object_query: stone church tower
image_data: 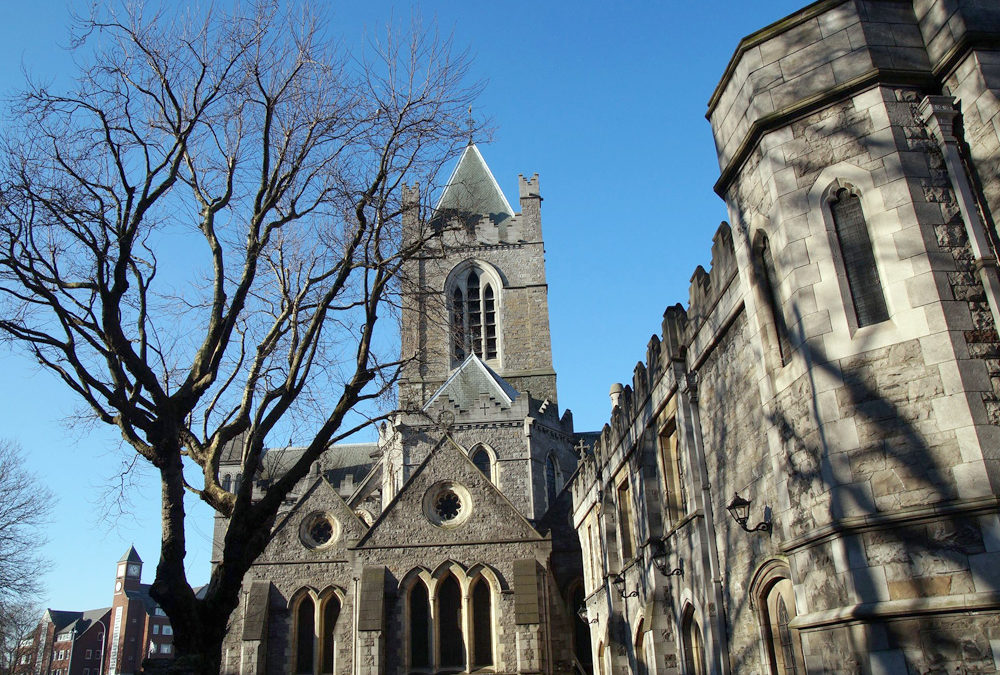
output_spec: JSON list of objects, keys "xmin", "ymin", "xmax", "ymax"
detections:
[{"xmin": 217, "ymin": 145, "xmax": 589, "ymax": 674}]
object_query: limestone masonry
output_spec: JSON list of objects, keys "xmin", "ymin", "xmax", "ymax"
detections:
[{"xmin": 217, "ymin": 0, "xmax": 1000, "ymax": 673}]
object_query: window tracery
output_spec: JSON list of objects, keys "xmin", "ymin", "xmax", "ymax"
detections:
[
  {"xmin": 404, "ymin": 569, "xmax": 496, "ymax": 673},
  {"xmin": 291, "ymin": 590, "xmax": 342, "ymax": 675},
  {"xmin": 450, "ymin": 265, "xmax": 500, "ymax": 364}
]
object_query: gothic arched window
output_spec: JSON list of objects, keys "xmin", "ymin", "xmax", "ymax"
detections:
[
  {"xmin": 450, "ymin": 266, "xmax": 499, "ymax": 364},
  {"xmin": 295, "ymin": 597, "xmax": 315, "ymax": 674},
  {"xmin": 471, "ymin": 446, "xmax": 493, "ymax": 482},
  {"xmin": 404, "ymin": 569, "xmax": 497, "ymax": 673},
  {"xmin": 829, "ymin": 188, "xmax": 889, "ymax": 327},
  {"xmin": 755, "ymin": 233, "xmax": 790, "ymax": 366},
  {"xmin": 761, "ymin": 577, "xmax": 804, "ymax": 675},
  {"xmin": 409, "ymin": 582, "xmax": 431, "ymax": 669},
  {"xmin": 545, "ymin": 454, "xmax": 560, "ymax": 506},
  {"xmin": 438, "ymin": 575, "xmax": 464, "ymax": 668},
  {"xmin": 471, "ymin": 577, "xmax": 493, "ymax": 669},
  {"xmin": 320, "ymin": 595, "xmax": 340, "ymax": 674},
  {"xmin": 681, "ymin": 605, "xmax": 707, "ymax": 675}
]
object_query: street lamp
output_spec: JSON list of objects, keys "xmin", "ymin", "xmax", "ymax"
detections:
[
  {"xmin": 726, "ymin": 492, "xmax": 771, "ymax": 534},
  {"xmin": 611, "ymin": 572, "xmax": 638, "ymax": 599},
  {"xmin": 650, "ymin": 542, "xmax": 683, "ymax": 577},
  {"xmin": 576, "ymin": 604, "xmax": 598, "ymax": 625},
  {"xmin": 95, "ymin": 618, "xmax": 107, "ymax": 675}
]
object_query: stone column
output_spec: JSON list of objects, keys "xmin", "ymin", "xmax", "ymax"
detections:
[{"xmin": 919, "ymin": 94, "xmax": 1000, "ymax": 332}]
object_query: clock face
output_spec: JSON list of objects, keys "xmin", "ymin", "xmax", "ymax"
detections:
[
  {"xmin": 115, "ymin": 581, "xmax": 123, "ymax": 592},
  {"xmin": 128, "ymin": 564, "xmax": 140, "ymax": 577}
]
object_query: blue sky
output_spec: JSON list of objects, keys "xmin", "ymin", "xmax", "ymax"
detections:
[{"xmin": 0, "ymin": 1, "xmax": 806, "ymax": 613}]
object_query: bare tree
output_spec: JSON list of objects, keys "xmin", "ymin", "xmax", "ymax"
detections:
[
  {"xmin": 0, "ymin": 441, "xmax": 52, "ymax": 615},
  {"xmin": 0, "ymin": 600, "xmax": 41, "ymax": 674},
  {"xmin": 0, "ymin": 2, "xmax": 480, "ymax": 672}
]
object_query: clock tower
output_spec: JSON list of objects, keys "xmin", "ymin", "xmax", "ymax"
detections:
[{"xmin": 115, "ymin": 545, "xmax": 142, "ymax": 594}]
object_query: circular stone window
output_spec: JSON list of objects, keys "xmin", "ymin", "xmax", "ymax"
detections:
[
  {"xmin": 299, "ymin": 512, "xmax": 340, "ymax": 549},
  {"xmin": 423, "ymin": 481, "xmax": 473, "ymax": 528}
]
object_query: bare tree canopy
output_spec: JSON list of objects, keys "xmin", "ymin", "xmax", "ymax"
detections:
[
  {"xmin": 0, "ymin": 2, "xmax": 480, "ymax": 671},
  {"xmin": 0, "ymin": 599, "xmax": 42, "ymax": 673},
  {"xmin": 0, "ymin": 440, "xmax": 52, "ymax": 610}
]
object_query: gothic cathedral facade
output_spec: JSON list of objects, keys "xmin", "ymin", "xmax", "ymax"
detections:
[{"xmin": 218, "ymin": 145, "xmax": 588, "ymax": 674}]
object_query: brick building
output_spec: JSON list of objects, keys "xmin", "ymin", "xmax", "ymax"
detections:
[{"xmin": 14, "ymin": 548, "xmax": 176, "ymax": 675}]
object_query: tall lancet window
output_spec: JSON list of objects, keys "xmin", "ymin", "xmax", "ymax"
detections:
[
  {"xmin": 295, "ymin": 597, "xmax": 315, "ymax": 674},
  {"xmin": 830, "ymin": 188, "xmax": 888, "ymax": 327},
  {"xmin": 450, "ymin": 266, "xmax": 500, "ymax": 364}
]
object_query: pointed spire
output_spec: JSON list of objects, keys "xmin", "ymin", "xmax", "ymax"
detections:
[
  {"xmin": 435, "ymin": 145, "xmax": 514, "ymax": 219},
  {"xmin": 118, "ymin": 545, "xmax": 142, "ymax": 564}
]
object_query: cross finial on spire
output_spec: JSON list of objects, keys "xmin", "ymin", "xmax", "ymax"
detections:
[{"xmin": 467, "ymin": 105, "xmax": 474, "ymax": 146}]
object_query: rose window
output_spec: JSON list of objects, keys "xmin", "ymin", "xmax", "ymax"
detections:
[
  {"xmin": 309, "ymin": 516, "xmax": 333, "ymax": 545},
  {"xmin": 435, "ymin": 491, "xmax": 462, "ymax": 521},
  {"xmin": 423, "ymin": 481, "xmax": 472, "ymax": 527},
  {"xmin": 300, "ymin": 512, "xmax": 339, "ymax": 549}
]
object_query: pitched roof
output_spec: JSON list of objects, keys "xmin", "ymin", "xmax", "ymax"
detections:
[
  {"xmin": 46, "ymin": 610, "xmax": 83, "ymax": 632},
  {"xmin": 424, "ymin": 354, "xmax": 518, "ymax": 412},
  {"xmin": 118, "ymin": 545, "xmax": 142, "ymax": 564},
  {"xmin": 262, "ymin": 442, "xmax": 377, "ymax": 488},
  {"xmin": 435, "ymin": 144, "xmax": 514, "ymax": 219}
]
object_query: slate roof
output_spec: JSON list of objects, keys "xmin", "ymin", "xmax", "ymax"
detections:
[
  {"xmin": 118, "ymin": 545, "xmax": 142, "ymax": 564},
  {"xmin": 46, "ymin": 610, "xmax": 84, "ymax": 632},
  {"xmin": 61, "ymin": 608, "xmax": 111, "ymax": 637},
  {"xmin": 424, "ymin": 354, "xmax": 518, "ymax": 412},
  {"xmin": 262, "ymin": 442, "xmax": 377, "ymax": 488},
  {"xmin": 435, "ymin": 144, "xmax": 514, "ymax": 219}
]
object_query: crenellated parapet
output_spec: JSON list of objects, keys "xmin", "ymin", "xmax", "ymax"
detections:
[{"xmin": 572, "ymin": 221, "xmax": 739, "ymax": 493}]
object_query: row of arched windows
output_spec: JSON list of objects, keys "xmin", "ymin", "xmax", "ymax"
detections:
[
  {"xmin": 406, "ymin": 570, "xmax": 495, "ymax": 673},
  {"xmin": 755, "ymin": 184, "xmax": 889, "ymax": 367}
]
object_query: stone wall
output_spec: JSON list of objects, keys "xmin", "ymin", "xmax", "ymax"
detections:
[{"xmin": 572, "ymin": 2, "xmax": 1000, "ymax": 674}]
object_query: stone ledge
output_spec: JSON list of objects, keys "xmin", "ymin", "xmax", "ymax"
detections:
[
  {"xmin": 789, "ymin": 590, "xmax": 1000, "ymax": 629},
  {"xmin": 780, "ymin": 495, "xmax": 1000, "ymax": 553},
  {"xmin": 714, "ymin": 67, "xmax": 935, "ymax": 197},
  {"xmin": 708, "ymin": 0, "xmax": 852, "ymax": 117}
]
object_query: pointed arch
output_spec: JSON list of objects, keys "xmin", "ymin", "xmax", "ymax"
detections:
[
  {"xmin": 545, "ymin": 453, "xmax": 562, "ymax": 507},
  {"xmin": 291, "ymin": 591, "xmax": 317, "ymax": 674},
  {"xmin": 317, "ymin": 588, "xmax": 344, "ymax": 674},
  {"xmin": 437, "ymin": 572, "xmax": 465, "ymax": 668},
  {"xmin": 751, "ymin": 559, "xmax": 805, "ymax": 675},
  {"xmin": 470, "ymin": 574, "xmax": 494, "ymax": 669},
  {"xmin": 469, "ymin": 444, "xmax": 496, "ymax": 483},
  {"xmin": 429, "ymin": 560, "xmax": 469, "ymax": 592},
  {"xmin": 445, "ymin": 260, "xmax": 506, "ymax": 367},
  {"xmin": 681, "ymin": 603, "xmax": 707, "ymax": 675},
  {"xmin": 408, "ymin": 578, "xmax": 431, "ymax": 669}
]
